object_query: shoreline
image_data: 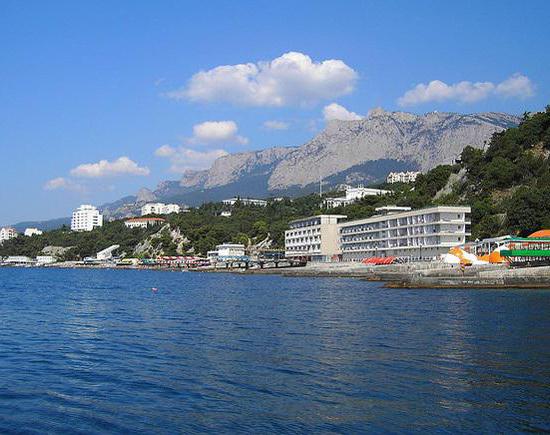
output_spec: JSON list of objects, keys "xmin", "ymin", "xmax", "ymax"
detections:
[{"xmin": 2, "ymin": 261, "xmax": 550, "ymax": 289}]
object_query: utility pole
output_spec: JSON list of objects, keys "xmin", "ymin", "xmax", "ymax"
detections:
[{"xmin": 319, "ymin": 173, "xmax": 323, "ymax": 197}]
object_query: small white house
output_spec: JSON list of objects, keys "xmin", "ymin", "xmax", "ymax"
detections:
[
  {"xmin": 215, "ymin": 243, "xmax": 247, "ymax": 260},
  {"xmin": 324, "ymin": 185, "xmax": 390, "ymax": 208},
  {"xmin": 124, "ymin": 217, "xmax": 166, "ymax": 229},
  {"xmin": 24, "ymin": 228, "xmax": 43, "ymax": 237},
  {"xmin": 36, "ymin": 256, "xmax": 56, "ymax": 265}
]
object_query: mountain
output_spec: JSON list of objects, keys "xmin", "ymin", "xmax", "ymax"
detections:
[
  {"xmin": 152, "ymin": 109, "xmax": 518, "ymax": 197},
  {"xmin": 12, "ymin": 217, "xmax": 71, "ymax": 233},
  {"xmin": 13, "ymin": 109, "xmax": 521, "ymax": 226}
]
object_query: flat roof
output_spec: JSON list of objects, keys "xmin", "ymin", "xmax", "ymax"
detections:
[
  {"xmin": 125, "ymin": 217, "xmax": 166, "ymax": 222},
  {"xmin": 339, "ymin": 206, "xmax": 471, "ymax": 226},
  {"xmin": 288, "ymin": 214, "xmax": 348, "ymax": 224}
]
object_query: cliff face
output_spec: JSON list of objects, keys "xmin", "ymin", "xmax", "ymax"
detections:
[
  {"xmin": 175, "ymin": 110, "xmax": 519, "ymax": 192},
  {"xmin": 179, "ymin": 146, "xmax": 296, "ymax": 190},
  {"xmin": 97, "ymin": 110, "xmax": 519, "ymax": 219},
  {"xmin": 266, "ymin": 110, "xmax": 520, "ymax": 189}
]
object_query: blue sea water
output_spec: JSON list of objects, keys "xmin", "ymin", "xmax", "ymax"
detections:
[{"xmin": 1, "ymin": 268, "xmax": 550, "ymax": 434}]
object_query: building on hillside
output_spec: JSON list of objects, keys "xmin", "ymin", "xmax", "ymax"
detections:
[
  {"xmin": 220, "ymin": 211, "xmax": 232, "ymax": 217},
  {"xmin": 222, "ymin": 197, "xmax": 268, "ymax": 207},
  {"xmin": 386, "ymin": 171, "xmax": 420, "ymax": 184},
  {"xmin": 339, "ymin": 206, "xmax": 471, "ymax": 262},
  {"xmin": 24, "ymin": 228, "xmax": 43, "ymax": 237},
  {"xmin": 285, "ymin": 215, "xmax": 347, "ymax": 262},
  {"xmin": 71, "ymin": 205, "xmax": 103, "ymax": 232},
  {"xmin": 141, "ymin": 203, "xmax": 183, "ymax": 216},
  {"xmin": 124, "ymin": 217, "xmax": 166, "ymax": 229},
  {"xmin": 324, "ymin": 185, "xmax": 390, "ymax": 208},
  {"xmin": 0, "ymin": 227, "xmax": 18, "ymax": 244}
]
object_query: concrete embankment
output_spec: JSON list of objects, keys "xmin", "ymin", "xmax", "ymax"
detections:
[
  {"xmin": 391, "ymin": 264, "xmax": 550, "ymax": 288},
  {"xmin": 259, "ymin": 261, "xmax": 550, "ymax": 288}
]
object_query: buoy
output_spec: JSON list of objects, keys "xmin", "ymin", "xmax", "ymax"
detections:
[{"xmin": 151, "ymin": 287, "xmax": 158, "ymax": 292}]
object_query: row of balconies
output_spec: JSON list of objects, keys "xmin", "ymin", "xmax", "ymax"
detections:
[
  {"xmin": 340, "ymin": 219, "xmax": 470, "ymax": 235},
  {"xmin": 341, "ymin": 230, "xmax": 469, "ymax": 244}
]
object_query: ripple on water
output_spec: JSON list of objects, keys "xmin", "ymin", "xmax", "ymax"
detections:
[{"xmin": 1, "ymin": 268, "xmax": 550, "ymax": 433}]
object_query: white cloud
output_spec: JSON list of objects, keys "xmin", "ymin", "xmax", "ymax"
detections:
[
  {"xmin": 43, "ymin": 177, "xmax": 84, "ymax": 192},
  {"xmin": 398, "ymin": 73, "xmax": 535, "ymax": 106},
  {"xmin": 263, "ymin": 120, "xmax": 289, "ymax": 130},
  {"xmin": 188, "ymin": 120, "xmax": 248, "ymax": 145},
  {"xmin": 167, "ymin": 51, "xmax": 358, "ymax": 107},
  {"xmin": 154, "ymin": 145, "xmax": 228, "ymax": 173},
  {"xmin": 154, "ymin": 144, "xmax": 176, "ymax": 157},
  {"xmin": 495, "ymin": 73, "xmax": 535, "ymax": 98},
  {"xmin": 70, "ymin": 156, "xmax": 150, "ymax": 178},
  {"xmin": 323, "ymin": 103, "xmax": 362, "ymax": 121}
]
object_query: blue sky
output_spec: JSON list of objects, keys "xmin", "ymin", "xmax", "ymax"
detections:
[{"xmin": 1, "ymin": 0, "xmax": 549, "ymax": 224}]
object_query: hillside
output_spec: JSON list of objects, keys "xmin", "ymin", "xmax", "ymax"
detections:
[
  {"xmin": 95, "ymin": 109, "xmax": 519, "ymax": 219},
  {"xmin": 3, "ymin": 107, "xmax": 546, "ymax": 259}
]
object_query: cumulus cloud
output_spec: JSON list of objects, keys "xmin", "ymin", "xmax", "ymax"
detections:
[
  {"xmin": 263, "ymin": 120, "xmax": 289, "ymax": 130},
  {"xmin": 154, "ymin": 145, "xmax": 228, "ymax": 173},
  {"xmin": 188, "ymin": 120, "xmax": 248, "ymax": 145},
  {"xmin": 495, "ymin": 73, "xmax": 535, "ymax": 98},
  {"xmin": 167, "ymin": 51, "xmax": 358, "ymax": 107},
  {"xmin": 43, "ymin": 177, "xmax": 84, "ymax": 192},
  {"xmin": 398, "ymin": 73, "xmax": 535, "ymax": 106},
  {"xmin": 323, "ymin": 103, "xmax": 362, "ymax": 121},
  {"xmin": 70, "ymin": 156, "xmax": 150, "ymax": 178}
]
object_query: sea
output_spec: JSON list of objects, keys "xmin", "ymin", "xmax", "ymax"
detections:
[{"xmin": 1, "ymin": 267, "xmax": 549, "ymax": 433}]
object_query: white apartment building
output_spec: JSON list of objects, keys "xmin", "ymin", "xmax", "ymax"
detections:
[
  {"xmin": 124, "ymin": 217, "xmax": 166, "ymax": 229},
  {"xmin": 325, "ymin": 185, "xmax": 390, "ymax": 208},
  {"xmin": 339, "ymin": 206, "xmax": 471, "ymax": 261},
  {"xmin": 24, "ymin": 227, "xmax": 43, "ymax": 237},
  {"xmin": 0, "ymin": 227, "xmax": 18, "ymax": 244},
  {"xmin": 285, "ymin": 215, "xmax": 347, "ymax": 262},
  {"xmin": 141, "ymin": 203, "xmax": 182, "ymax": 216},
  {"xmin": 386, "ymin": 171, "xmax": 420, "ymax": 184},
  {"xmin": 71, "ymin": 205, "xmax": 103, "ymax": 232},
  {"xmin": 222, "ymin": 197, "xmax": 268, "ymax": 207}
]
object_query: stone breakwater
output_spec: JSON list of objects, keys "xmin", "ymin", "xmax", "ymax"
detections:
[{"xmin": 260, "ymin": 262, "xmax": 550, "ymax": 288}]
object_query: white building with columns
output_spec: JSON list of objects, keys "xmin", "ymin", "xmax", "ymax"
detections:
[
  {"xmin": 141, "ymin": 203, "xmax": 182, "ymax": 216},
  {"xmin": 71, "ymin": 205, "xmax": 103, "ymax": 232}
]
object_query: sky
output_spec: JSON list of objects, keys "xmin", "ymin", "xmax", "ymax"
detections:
[{"xmin": 1, "ymin": 0, "xmax": 549, "ymax": 225}]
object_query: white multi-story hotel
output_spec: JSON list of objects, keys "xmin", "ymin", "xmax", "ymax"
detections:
[
  {"xmin": 141, "ymin": 203, "xmax": 182, "ymax": 216},
  {"xmin": 325, "ymin": 185, "xmax": 390, "ymax": 208},
  {"xmin": 386, "ymin": 171, "xmax": 421, "ymax": 184},
  {"xmin": 71, "ymin": 205, "xmax": 103, "ymax": 232},
  {"xmin": 285, "ymin": 215, "xmax": 347, "ymax": 262},
  {"xmin": 222, "ymin": 197, "xmax": 268, "ymax": 207},
  {"xmin": 0, "ymin": 227, "xmax": 18, "ymax": 244},
  {"xmin": 339, "ymin": 206, "xmax": 471, "ymax": 261}
]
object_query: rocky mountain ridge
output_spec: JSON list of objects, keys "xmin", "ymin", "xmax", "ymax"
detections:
[{"xmin": 13, "ymin": 109, "xmax": 521, "ymax": 227}]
